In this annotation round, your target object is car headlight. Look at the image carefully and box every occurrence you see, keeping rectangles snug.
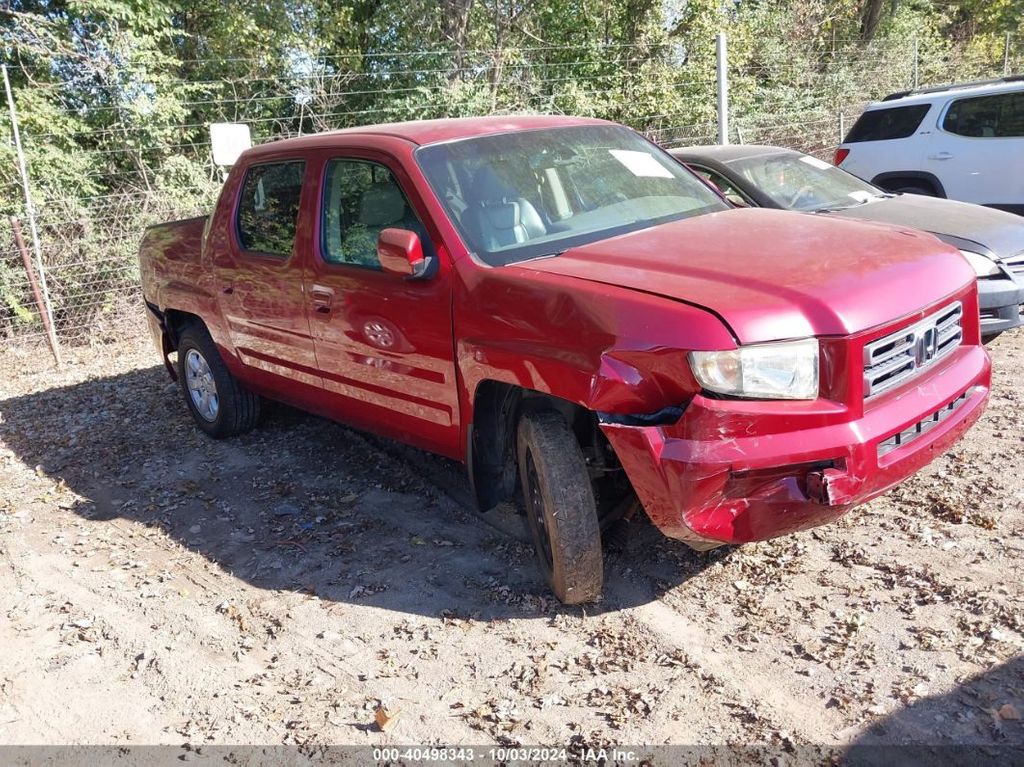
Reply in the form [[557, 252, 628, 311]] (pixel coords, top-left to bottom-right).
[[959, 250, 1000, 278], [689, 338, 819, 400]]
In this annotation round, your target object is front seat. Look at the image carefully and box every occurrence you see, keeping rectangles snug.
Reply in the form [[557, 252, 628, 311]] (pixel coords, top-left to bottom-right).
[[469, 166, 546, 251]]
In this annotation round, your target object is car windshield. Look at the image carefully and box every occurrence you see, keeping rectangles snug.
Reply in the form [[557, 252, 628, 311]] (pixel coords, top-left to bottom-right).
[[727, 152, 885, 212], [416, 125, 728, 265]]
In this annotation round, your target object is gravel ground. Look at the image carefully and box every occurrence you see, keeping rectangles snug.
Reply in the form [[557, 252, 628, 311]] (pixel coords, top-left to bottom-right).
[[0, 314, 1022, 756]]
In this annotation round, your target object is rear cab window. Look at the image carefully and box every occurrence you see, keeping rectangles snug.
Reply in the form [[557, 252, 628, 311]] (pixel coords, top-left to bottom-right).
[[236, 161, 305, 256], [844, 104, 931, 143], [942, 91, 1024, 137]]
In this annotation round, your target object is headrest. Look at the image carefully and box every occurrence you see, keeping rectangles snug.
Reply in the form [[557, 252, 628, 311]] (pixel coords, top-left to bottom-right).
[[359, 182, 405, 227], [472, 166, 514, 203], [483, 201, 521, 230]]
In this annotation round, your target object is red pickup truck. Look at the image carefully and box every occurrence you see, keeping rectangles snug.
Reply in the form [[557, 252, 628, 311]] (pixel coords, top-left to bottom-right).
[[139, 116, 991, 603]]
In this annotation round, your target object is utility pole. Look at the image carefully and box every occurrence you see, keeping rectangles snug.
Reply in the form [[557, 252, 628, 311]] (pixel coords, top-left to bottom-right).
[[2, 64, 61, 366]]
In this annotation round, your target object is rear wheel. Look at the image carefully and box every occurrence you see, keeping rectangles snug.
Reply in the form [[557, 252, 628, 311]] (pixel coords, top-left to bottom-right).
[[517, 411, 603, 604], [177, 325, 260, 438]]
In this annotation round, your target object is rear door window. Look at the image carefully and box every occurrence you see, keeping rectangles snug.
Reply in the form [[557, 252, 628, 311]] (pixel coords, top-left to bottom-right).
[[236, 161, 305, 256], [844, 104, 931, 143], [942, 92, 1024, 137]]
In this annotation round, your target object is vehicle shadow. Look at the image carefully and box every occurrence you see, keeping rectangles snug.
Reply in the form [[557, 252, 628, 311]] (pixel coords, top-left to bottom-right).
[[845, 655, 1024, 765], [0, 364, 725, 619]]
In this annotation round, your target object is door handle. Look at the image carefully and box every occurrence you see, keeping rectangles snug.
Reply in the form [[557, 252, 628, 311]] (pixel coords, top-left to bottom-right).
[[928, 152, 953, 160], [310, 285, 334, 314]]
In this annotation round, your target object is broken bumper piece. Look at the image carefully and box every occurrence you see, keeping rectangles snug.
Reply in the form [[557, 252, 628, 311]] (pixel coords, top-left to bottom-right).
[[600, 346, 990, 548]]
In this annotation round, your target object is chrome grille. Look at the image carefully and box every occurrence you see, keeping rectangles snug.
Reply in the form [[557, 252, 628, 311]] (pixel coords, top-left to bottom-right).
[[863, 302, 963, 398], [1006, 251, 1024, 278]]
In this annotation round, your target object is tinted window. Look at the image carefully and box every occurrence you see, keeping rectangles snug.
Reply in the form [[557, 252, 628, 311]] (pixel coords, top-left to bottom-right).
[[237, 161, 304, 256], [845, 104, 930, 142], [943, 92, 1024, 137], [416, 125, 727, 266], [320, 159, 427, 268]]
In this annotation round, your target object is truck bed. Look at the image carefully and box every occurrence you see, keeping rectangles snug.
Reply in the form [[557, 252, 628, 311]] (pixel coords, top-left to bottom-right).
[[138, 216, 208, 312]]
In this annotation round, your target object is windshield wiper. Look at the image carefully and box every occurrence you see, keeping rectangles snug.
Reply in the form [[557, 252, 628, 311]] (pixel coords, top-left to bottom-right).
[[812, 199, 873, 213]]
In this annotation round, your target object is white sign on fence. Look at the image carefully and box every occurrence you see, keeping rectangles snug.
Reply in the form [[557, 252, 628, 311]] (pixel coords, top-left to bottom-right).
[[209, 122, 252, 166]]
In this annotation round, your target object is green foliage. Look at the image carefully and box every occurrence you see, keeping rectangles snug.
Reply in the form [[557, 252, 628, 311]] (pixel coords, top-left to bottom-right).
[[0, 0, 1019, 340]]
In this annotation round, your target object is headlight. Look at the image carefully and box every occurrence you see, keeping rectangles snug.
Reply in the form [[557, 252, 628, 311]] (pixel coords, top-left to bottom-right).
[[959, 250, 1000, 277], [689, 338, 819, 400]]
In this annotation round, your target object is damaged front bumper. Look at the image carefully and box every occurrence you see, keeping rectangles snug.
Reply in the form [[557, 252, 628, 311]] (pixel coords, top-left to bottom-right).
[[600, 345, 990, 549]]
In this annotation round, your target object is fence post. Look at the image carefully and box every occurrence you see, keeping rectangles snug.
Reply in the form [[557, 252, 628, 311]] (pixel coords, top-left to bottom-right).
[[10, 216, 60, 363], [716, 33, 729, 145], [839, 111, 845, 143], [2, 64, 62, 367]]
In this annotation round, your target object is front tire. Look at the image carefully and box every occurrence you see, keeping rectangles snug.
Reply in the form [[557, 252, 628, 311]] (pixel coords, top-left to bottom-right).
[[177, 325, 260, 438], [517, 411, 603, 604]]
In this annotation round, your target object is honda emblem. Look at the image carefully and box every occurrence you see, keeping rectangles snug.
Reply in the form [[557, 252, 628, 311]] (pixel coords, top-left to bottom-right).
[[914, 327, 939, 366]]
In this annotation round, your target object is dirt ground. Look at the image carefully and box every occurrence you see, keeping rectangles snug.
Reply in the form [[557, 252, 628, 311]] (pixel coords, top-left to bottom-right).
[[0, 315, 1022, 756]]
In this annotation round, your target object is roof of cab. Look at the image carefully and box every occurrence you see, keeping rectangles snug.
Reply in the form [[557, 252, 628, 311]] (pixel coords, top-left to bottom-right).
[[242, 114, 613, 159]]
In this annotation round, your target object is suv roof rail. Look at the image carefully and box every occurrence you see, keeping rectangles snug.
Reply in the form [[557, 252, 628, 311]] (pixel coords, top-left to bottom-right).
[[882, 74, 1024, 101]]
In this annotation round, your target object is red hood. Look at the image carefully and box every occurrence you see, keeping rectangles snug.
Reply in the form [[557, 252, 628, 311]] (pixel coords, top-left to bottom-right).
[[514, 208, 974, 344]]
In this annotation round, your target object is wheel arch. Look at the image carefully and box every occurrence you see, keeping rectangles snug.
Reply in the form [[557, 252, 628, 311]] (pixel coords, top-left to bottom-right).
[[871, 171, 947, 197], [467, 380, 599, 512], [163, 308, 206, 349]]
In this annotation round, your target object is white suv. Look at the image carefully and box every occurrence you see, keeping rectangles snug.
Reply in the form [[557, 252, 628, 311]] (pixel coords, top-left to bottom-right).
[[835, 76, 1024, 215]]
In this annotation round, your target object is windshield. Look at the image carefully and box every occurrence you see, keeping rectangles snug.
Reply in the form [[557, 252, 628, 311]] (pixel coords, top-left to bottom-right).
[[416, 125, 728, 265], [727, 152, 885, 212]]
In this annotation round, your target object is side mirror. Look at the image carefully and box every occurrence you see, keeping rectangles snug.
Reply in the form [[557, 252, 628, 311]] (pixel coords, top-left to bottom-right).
[[378, 228, 435, 279]]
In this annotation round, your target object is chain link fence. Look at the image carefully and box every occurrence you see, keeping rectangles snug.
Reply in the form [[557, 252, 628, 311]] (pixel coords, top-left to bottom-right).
[[1, 33, 1019, 367]]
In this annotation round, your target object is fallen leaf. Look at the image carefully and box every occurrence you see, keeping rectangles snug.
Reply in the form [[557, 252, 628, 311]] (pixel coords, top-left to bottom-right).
[[998, 703, 1020, 721], [374, 704, 401, 732]]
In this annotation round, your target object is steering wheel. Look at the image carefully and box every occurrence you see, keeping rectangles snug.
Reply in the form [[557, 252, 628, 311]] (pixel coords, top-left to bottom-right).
[[785, 184, 817, 209]]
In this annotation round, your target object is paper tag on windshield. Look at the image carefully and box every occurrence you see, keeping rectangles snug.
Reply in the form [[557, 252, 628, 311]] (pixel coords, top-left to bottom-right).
[[800, 155, 832, 170], [609, 150, 674, 178]]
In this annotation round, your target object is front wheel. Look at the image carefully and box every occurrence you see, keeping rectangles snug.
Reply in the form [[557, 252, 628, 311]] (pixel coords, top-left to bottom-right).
[[177, 324, 260, 438], [517, 411, 603, 604]]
